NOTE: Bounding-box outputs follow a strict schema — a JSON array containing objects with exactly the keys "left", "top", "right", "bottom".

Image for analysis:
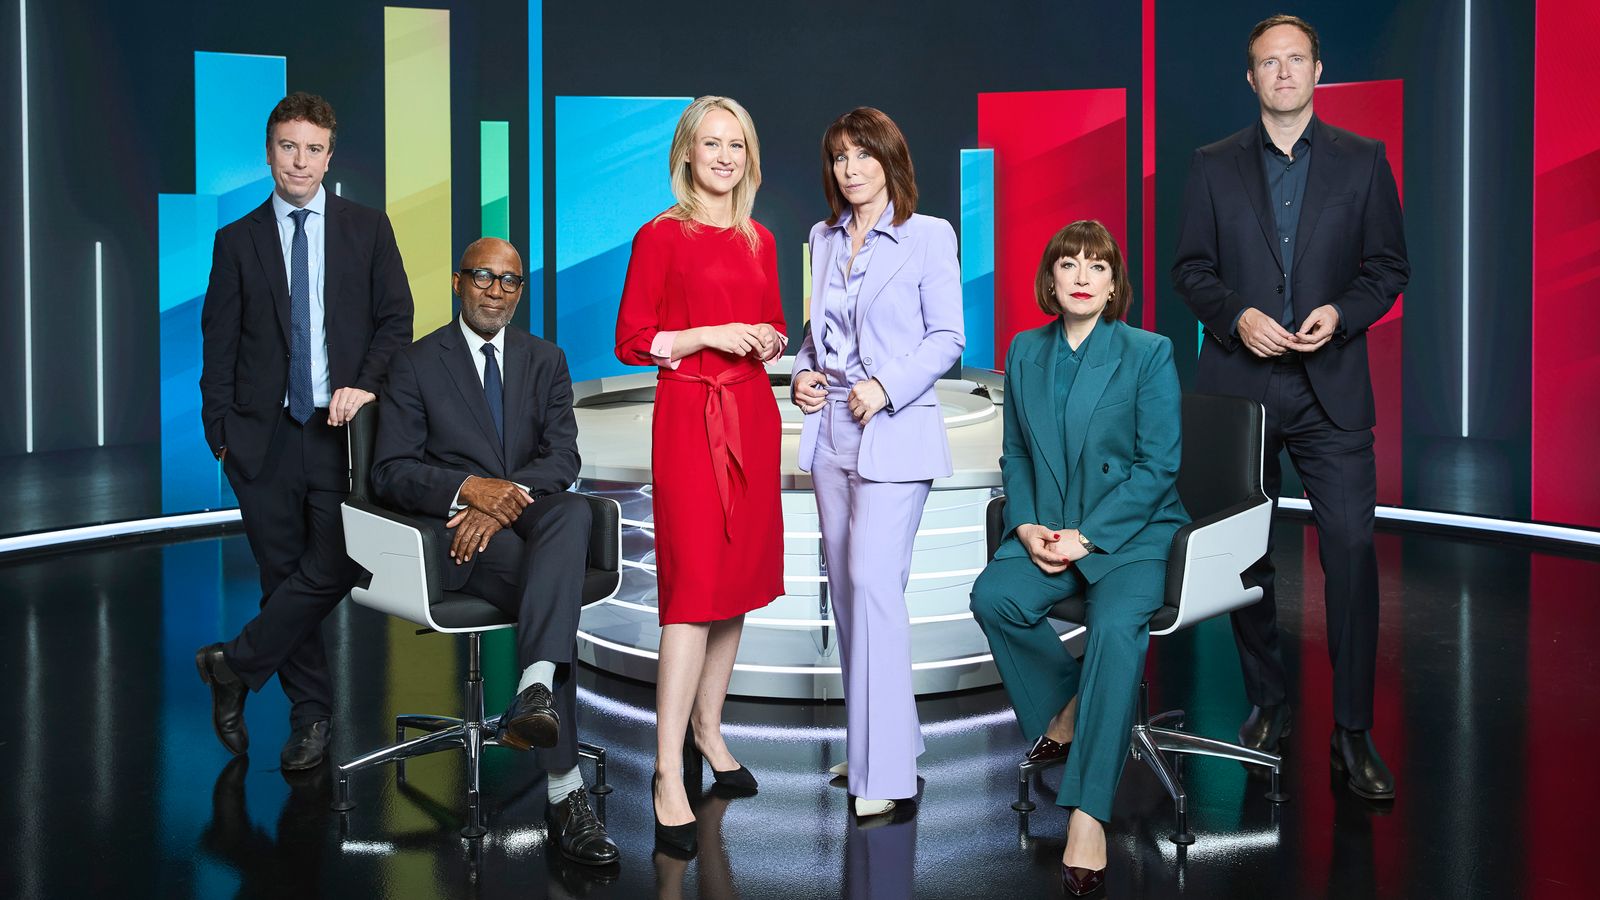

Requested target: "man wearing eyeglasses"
[
  {"left": 367, "top": 238, "right": 619, "bottom": 866},
  {"left": 196, "top": 93, "right": 413, "bottom": 772}
]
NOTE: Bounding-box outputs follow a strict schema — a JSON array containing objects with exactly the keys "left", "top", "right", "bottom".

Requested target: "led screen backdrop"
[{"left": 0, "top": 0, "right": 1592, "bottom": 535}]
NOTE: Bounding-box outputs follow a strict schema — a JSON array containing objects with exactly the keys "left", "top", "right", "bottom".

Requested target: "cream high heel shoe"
[
  {"left": 853, "top": 797, "right": 895, "bottom": 817},
  {"left": 829, "top": 761, "right": 849, "bottom": 776}
]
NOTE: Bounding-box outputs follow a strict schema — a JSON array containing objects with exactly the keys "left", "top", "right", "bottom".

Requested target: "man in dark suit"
[
  {"left": 1172, "top": 15, "right": 1409, "bottom": 800},
  {"left": 195, "top": 92, "right": 413, "bottom": 770},
  {"left": 368, "top": 237, "right": 617, "bottom": 865}
]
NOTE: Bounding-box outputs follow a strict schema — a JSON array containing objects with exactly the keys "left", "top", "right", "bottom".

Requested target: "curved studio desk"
[{"left": 570, "top": 359, "right": 1080, "bottom": 700}]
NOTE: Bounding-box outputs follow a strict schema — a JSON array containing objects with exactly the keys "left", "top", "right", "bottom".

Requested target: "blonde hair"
[{"left": 658, "top": 95, "right": 763, "bottom": 252}]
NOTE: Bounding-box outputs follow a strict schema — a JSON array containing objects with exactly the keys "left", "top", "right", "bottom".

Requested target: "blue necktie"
[
  {"left": 481, "top": 343, "right": 504, "bottom": 449},
  {"left": 287, "top": 208, "right": 314, "bottom": 424}
]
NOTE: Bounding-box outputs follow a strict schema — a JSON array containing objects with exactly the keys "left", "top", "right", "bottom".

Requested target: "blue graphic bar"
[
  {"left": 553, "top": 95, "right": 690, "bottom": 381},
  {"left": 960, "top": 148, "right": 996, "bottom": 369},
  {"left": 158, "top": 53, "right": 284, "bottom": 513},
  {"left": 527, "top": 1, "right": 544, "bottom": 335}
]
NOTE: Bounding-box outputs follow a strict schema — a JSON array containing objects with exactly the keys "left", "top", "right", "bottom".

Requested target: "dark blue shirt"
[{"left": 1261, "top": 119, "right": 1313, "bottom": 326}]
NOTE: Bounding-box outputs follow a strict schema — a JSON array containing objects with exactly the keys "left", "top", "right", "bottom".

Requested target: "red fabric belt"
[{"left": 659, "top": 363, "right": 765, "bottom": 540}]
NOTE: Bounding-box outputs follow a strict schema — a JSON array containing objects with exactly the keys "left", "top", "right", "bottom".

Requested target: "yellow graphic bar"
[{"left": 384, "top": 7, "right": 452, "bottom": 332}]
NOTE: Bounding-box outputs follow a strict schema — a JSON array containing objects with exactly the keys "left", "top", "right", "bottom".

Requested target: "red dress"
[{"left": 614, "top": 216, "right": 787, "bottom": 624}]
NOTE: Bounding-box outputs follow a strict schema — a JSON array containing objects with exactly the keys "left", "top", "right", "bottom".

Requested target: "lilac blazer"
[{"left": 794, "top": 213, "right": 964, "bottom": 483}]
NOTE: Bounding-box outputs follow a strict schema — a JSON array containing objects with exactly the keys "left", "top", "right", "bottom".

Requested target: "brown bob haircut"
[
  {"left": 821, "top": 107, "right": 917, "bottom": 227},
  {"left": 266, "top": 92, "right": 339, "bottom": 150},
  {"left": 1033, "top": 220, "right": 1133, "bottom": 322},
  {"left": 1246, "top": 14, "right": 1321, "bottom": 69}
]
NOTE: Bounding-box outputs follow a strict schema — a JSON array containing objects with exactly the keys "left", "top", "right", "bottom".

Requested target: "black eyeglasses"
[{"left": 460, "top": 268, "right": 526, "bottom": 293}]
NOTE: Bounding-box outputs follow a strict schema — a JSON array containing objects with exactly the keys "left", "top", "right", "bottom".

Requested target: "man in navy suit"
[
  {"left": 195, "top": 93, "right": 413, "bottom": 771},
  {"left": 1173, "top": 14, "right": 1409, "bottom": 800},
  {"left": 368, "top": 237, "right": 618, "bottom": 866}
]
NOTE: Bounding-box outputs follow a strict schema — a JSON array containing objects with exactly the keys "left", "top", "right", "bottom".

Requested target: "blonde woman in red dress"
[{"left": 614, "top": 95, "right": 787, "bottom": 855}]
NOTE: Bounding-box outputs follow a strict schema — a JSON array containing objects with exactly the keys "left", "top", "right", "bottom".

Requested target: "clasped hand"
[
  {"left": 700, "top": 322, "right": 781, "bottom": 360},
  {"left": 1018, "top": 524, "right": 1089, "bottom": 575},
  {"left": 1237, "top": 305, "right": 1340, "bottom": 358},
  {"left": 447, "top": 476, "right": 534, "bottom": 563}
]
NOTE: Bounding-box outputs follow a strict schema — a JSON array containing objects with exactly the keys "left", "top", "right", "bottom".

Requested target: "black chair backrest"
[
  {"left": 1174, "top": 393, "right": 1263, "bottom": 521},
  {"left": 347, "top": 404, "right": 379, "bottom": 503}
]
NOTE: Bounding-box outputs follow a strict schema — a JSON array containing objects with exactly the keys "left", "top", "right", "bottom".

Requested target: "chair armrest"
[
  {"left": 576, "top": 493, "right": 621, "bottom": 574},
  {"left": 341, "top": 498, "right": 443, "bottom": 629},
  {"left": 1158, "top": 496, "right": 1272, "bottom": 635}
]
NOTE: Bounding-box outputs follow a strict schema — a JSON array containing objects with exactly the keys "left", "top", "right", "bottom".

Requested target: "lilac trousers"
[{"left": 811, "top": 398, "right": 930, "bottom": 800}]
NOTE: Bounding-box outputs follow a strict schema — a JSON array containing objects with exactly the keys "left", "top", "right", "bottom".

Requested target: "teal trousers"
[{"left": 970, "top": 557, "right": 1166, "bottom": 821}]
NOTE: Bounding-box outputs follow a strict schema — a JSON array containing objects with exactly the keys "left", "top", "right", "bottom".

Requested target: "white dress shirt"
[
  {"left": 449, "top": 318, "right": 520, "bottom": 514},
  {"left": 271, "top": 186, "right": 331, "bottom": 407}
]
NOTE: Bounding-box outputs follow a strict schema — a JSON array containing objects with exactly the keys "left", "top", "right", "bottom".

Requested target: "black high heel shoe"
[
  {"left": 652, "top": 774, "right": 698, "bottom": 855},
  {"left": 685, "top": 731, "right": 759, "bottom": 794}
]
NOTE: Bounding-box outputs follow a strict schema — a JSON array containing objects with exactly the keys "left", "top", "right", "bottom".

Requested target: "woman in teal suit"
[{"left": 970, "top": 220, "right": 1188, "bottom": 897}]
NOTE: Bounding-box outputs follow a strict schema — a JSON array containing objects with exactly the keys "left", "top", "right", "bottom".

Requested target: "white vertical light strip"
[
  {"left": 1460, "top": 0, "right": 1472, "bottom": 437},
  {"left": 335, "top": 181, "right": 341, "bottom": 196},
  {"left": 95, "top": 240, "right": 104, "bottom": 446},
  {"left": 20, "top": 0, "right": 33, "bottom": 453}
]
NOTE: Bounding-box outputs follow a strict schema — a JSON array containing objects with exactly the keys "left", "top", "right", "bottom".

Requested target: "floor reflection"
[{"left": 1, "top": 525, "right": 1597, "bottom": 898}]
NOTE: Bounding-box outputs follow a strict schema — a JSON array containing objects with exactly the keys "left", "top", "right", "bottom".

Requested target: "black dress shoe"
[
  {"left": 280, "top": 720, "right": 332, "bottom": 771},
  {"left": 652, "top": 774, "right": 697, "bottom": 856},
  {"left": 1330, "top": 726, "right": 1396, "bottom": 800},
  {"left": 1239, "top": 703, "right": 1292, "bottom": 752},
  {"left": 1024, "top": 734, "right": 1071, "bottom": 766},
  {"left": 547, "top": 788, "right": 620, "bottom": 866},
  {"left": 195, "top": 643, "right": 248, "bottom": 755},
  {"left": 498, "top": 683, "right": 560, "bottom": 751},
  {"left": 1062, "top": 863, "right": 1107, "bottom": 896}
]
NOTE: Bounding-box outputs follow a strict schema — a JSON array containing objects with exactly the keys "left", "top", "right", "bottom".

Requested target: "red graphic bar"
[
  {"left": 979, "top": 90, "right": 1128, "bottom": 366},
  {"left": 1314, "top": 80, "right": 1405, "bottom": 506},
  {"left": 1141, "top": 0, "right": 1156, "bottom": 331},
  {"left": 1532, "top": 0, "right": 1600, "bottom": 528}
]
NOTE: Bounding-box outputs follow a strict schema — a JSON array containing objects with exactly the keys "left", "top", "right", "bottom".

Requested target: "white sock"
[
  {"left": 518, "top": 661, "right": 556, "bottom": 694},
  {"left": 547, "top": 765, "right": 586, "bottom": 805}
]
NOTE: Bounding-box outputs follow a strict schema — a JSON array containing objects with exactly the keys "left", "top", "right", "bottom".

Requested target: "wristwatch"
[{"left": 1077, "top": 532, "right": 1098, "bottom": 553}]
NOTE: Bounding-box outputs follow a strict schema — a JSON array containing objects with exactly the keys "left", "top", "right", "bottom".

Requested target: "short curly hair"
[{"left": 266, "top": 92, "right": 338, "bottom": 150}]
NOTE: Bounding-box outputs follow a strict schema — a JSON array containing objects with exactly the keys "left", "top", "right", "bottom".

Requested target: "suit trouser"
[
  {"left": 1231, "top": 356, "right": 1380, "bottom": 729},
  {"left": 970, "top": 557, "right": 1165, "bottom": 821},
  {"left": 224, "top": 409, "right": 363, "bottom": 729},
  {"left": 811, "top": 400, "right": 929, "bottom": 801},
  {"left": 458, "top": 490, "right": 590, "bottom": 771}
]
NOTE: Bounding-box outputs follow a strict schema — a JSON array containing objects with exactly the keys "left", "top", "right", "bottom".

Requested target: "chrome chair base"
[
  {"left": 1012, "top": 681, "right": 1287, "bottom": 845},
  {"left": 330, "top": 632, "right": 610, "bottom": 839}
]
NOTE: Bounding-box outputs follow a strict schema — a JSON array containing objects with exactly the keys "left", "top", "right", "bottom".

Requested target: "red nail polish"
[{"left": 1052, "top": 533, "right": 1060, "bottom": 540}]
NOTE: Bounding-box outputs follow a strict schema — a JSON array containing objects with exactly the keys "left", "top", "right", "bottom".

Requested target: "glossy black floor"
[{"left": 3, "top": 521, "right": 1597, "bottom": 899}]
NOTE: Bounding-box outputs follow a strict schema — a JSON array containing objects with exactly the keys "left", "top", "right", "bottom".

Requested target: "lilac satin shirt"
[{"left": 819, "top": 203, "right": 897, "bottom": 390}]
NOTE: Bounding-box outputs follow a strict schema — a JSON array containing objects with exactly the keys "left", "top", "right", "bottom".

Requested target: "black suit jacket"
[
  {"left": 1171, "top": 117, "right": 1408, "bottom": 431},
  {"left": 370, "top": 320, "right": 581, "bottom": 588},
  {"left": 199, "top": 194, "right": 414, "bottom": 479}
]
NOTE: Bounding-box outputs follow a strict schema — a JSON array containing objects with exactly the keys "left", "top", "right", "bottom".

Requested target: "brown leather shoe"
[
  {"left": 1024, "top": 734, "right": 1071, "bottom": 766},
  {"left": 1062, "top": 863, "right": 1106, "bottom": 896}
]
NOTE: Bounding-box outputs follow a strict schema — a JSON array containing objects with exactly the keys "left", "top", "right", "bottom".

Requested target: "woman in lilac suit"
[{"left": 791, "top": 107, "right": 964, "bottom": 817}]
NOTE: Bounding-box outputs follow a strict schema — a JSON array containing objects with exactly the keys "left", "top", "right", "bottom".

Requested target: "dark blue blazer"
[
  {"left": 1171, "top": 118, "right": 1408, "bottom": 431},
  {"left": 199, "top": 194, "right": 414, "bottom": 479},
  {"left": 371, "top": 320, "right": 580, "bottom": 589}
]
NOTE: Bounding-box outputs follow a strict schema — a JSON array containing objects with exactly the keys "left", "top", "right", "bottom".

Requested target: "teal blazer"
[{"left": 994, "top": 318, "right": 1189, "bottom": 583}]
